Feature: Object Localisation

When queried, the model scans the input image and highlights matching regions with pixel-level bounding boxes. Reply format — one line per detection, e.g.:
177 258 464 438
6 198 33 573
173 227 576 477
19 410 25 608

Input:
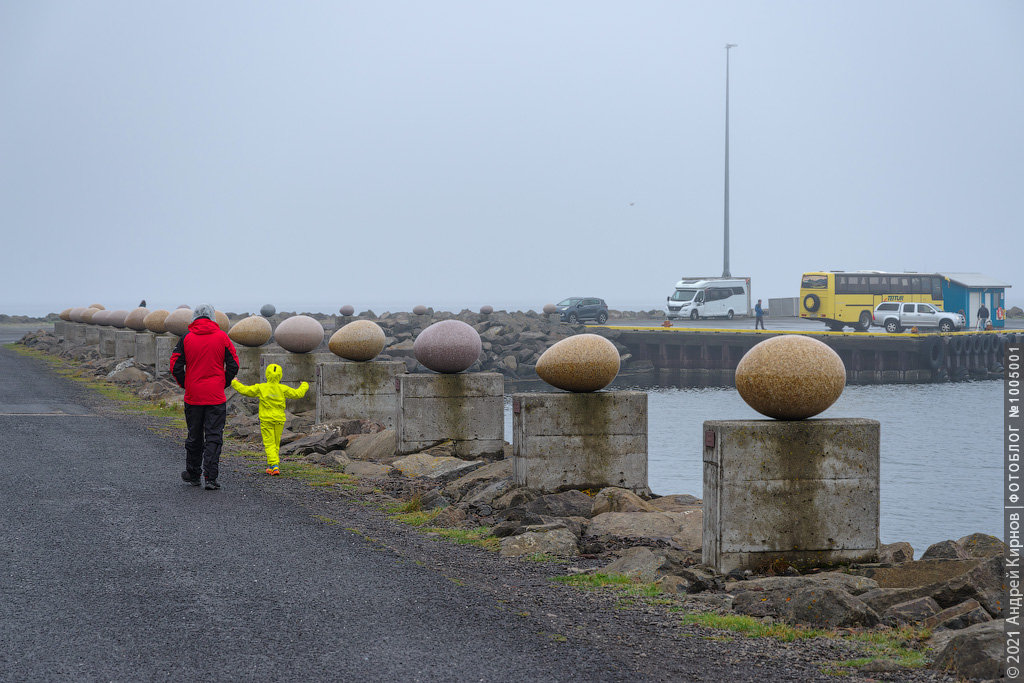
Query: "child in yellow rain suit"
231 364 308 475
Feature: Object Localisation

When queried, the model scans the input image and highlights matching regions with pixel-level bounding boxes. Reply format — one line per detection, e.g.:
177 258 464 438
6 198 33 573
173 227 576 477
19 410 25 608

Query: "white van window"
670 289 697 302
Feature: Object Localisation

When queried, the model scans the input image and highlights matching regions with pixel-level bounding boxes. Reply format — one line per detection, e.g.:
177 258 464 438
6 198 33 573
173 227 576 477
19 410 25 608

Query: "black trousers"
184 402 227 481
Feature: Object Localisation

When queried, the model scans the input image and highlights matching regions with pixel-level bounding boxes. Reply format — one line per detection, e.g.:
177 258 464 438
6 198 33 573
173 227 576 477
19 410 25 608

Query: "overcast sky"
2 1 1021 316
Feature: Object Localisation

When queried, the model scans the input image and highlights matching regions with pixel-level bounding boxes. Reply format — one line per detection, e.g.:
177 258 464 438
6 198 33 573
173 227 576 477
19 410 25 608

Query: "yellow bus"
799 271 948 331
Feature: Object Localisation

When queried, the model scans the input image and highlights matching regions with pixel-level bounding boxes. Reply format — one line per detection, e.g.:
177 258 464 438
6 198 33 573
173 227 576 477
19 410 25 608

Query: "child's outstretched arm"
281 381 309 399
231 378 261 397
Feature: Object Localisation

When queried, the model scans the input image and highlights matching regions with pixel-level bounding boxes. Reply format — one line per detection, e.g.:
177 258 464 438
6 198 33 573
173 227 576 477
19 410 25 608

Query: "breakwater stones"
735 335 845 419
229 315 273 347
413 320 482 373
273 314 325 354
328 320 386 362
535 334 620 392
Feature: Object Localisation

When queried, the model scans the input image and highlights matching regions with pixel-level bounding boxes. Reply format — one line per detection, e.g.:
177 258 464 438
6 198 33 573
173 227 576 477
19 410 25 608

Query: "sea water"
504 378 1004 558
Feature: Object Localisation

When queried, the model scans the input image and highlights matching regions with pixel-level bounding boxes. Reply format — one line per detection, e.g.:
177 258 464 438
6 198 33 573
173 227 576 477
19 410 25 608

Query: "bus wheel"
858 312 872 331
803 294 821 312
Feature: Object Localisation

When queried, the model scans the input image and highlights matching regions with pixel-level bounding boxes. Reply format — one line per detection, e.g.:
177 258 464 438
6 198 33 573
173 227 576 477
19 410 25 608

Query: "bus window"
869 276 885 294
850 276 869 294
802 275 827 289
931 278 943 300
910 276 923 293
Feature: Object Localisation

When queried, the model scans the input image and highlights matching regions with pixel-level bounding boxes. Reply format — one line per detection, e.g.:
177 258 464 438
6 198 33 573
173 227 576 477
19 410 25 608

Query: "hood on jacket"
187 317 222 335
193 303 216 320
265 363 282 383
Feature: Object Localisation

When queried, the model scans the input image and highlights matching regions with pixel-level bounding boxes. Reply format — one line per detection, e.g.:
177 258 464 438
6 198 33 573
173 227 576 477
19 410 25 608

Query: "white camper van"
665 277 751 320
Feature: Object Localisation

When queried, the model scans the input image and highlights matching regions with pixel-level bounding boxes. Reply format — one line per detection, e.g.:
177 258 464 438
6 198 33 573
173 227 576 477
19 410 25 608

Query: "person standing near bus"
754 299 766 330
976 301 990 331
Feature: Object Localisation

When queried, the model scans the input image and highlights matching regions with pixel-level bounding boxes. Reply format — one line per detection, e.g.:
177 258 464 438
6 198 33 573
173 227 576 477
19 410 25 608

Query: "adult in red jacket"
170 303 240 490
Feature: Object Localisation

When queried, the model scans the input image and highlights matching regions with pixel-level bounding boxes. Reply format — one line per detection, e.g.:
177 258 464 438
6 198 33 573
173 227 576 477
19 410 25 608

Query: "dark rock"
280 431 349 457
930 620 1005 680
956 532 1007 558
883 596 941 626
878 541 914 564
923 599 992 631
782 586 879 628
920 539 970 560
504 490 595 521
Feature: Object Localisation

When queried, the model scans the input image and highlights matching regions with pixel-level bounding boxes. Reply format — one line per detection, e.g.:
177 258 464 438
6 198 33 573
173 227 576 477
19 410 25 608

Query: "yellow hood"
265 363 282 383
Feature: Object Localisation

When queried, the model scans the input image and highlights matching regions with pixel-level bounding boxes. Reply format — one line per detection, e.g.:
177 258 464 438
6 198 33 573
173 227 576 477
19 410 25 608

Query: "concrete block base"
512 391 649 495
396 373 504 458
85 325 100 345
155 335 178 378
259 353 338 414
64 323 86 349
99 328 117 357
135 332 157 368
235 346 269 385
316 360 405 427
702 418 880 574
114 330 136 361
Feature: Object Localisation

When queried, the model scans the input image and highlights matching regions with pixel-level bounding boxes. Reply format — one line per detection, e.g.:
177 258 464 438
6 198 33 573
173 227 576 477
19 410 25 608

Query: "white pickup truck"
871 302 966 333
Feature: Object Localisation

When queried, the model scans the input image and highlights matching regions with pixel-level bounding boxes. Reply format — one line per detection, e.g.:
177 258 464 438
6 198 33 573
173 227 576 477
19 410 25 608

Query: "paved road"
602 316 1024 333
0 346 650 683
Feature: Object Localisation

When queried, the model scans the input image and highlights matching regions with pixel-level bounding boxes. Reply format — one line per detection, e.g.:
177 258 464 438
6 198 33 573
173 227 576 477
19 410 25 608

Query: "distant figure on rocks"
170 303 239 490
754 299 766 330
231 365 308 476
976 302 989 331
139 299 146 307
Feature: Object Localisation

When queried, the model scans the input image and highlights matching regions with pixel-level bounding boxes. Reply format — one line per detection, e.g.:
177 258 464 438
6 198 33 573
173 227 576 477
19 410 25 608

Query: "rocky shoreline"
14 322 1010 681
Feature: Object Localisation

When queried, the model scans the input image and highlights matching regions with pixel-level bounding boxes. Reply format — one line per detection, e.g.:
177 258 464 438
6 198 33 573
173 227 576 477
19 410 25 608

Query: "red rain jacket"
169 317 240 405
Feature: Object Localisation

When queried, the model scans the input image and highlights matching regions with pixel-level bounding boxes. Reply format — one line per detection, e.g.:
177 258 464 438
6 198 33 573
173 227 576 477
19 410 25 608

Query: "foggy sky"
2 1 1021 316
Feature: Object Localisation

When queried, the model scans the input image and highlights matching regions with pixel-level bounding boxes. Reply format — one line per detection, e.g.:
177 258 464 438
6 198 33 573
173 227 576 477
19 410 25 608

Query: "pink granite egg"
163 308 194 336
414 320 482 373
273 315 325 353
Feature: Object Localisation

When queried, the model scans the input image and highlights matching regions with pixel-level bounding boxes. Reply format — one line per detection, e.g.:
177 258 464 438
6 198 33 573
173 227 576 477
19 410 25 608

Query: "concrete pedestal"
65 323 86 349
135 333 157 368
396 373 504 458
512 391 649 494
53 321 66 341
702 418 880 573
155 335 178 378
99 328 117 357
260 353 337 414
85 325 100 345
235 346 269 385
316 360 405 427
114 330 136 361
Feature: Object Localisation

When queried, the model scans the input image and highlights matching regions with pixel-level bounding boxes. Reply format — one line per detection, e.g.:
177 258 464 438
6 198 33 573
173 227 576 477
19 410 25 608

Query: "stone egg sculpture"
229 315 273 347
89 309 110 325
59 308 73 322
412 305 428 316
68 307 88 323
107 310 130 328
89 304 106 310
163 308 194 336
339 305 354 317
536 334 620 392
80 307 101 324
273 315 325 353
480 305 494 315
543 303 557 314
260 304 276 317
214 310 230 332
413 320 481 373
176 304 190 309
124 307 150 331
328 320 386 361
735 335 846 420
143 309 171 334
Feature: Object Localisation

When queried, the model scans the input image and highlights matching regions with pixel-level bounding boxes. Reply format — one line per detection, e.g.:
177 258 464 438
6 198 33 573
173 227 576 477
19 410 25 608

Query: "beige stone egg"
274 315 325 353
91 310 113 326
163 308 194 336
229 315 273 347
143 309 171 333
68 307 88 323
536 334 620 392
80 307 102 324
214 310 230 332
123 307 150 331
735 335 846 420
329 320 386 361
59 308 73 321
107 310 130 328
89 304 106 310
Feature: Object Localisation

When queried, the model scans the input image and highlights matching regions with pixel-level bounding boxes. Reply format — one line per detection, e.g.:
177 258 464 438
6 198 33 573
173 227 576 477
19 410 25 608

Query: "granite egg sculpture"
163 308 194 336
338 305 354 317
413 305 428 316
89 304 106 310
80 307 101 324
329 320 386 361
260 304 276 317
59 308 73 322
124 307 150 331
143 309 170 333
214 310 230 332
535 334 620 392
228 315 273 347
480 305 493 315
735 335 846 420
91 310 113 326
107 310 130 328
543 303 557 314
68 307 88 323
273 315 325 354
176 304 190 309
413 320 481 373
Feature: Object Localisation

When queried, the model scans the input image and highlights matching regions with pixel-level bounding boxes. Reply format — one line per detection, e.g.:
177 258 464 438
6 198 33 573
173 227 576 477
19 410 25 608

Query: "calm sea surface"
504 377 1004 559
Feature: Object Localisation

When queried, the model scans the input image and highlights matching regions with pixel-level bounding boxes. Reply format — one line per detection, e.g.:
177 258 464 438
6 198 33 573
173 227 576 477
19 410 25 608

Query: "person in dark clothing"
754 299 766 330
977 302 990 331
170 303 239 490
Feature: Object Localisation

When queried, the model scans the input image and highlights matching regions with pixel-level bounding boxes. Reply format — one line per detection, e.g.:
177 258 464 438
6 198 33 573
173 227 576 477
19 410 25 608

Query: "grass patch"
678 612 832 641
421 526 500 552
389 508 443 526
312 515 340 525
552 573 664 597
277 461 356 488
520 552 562 563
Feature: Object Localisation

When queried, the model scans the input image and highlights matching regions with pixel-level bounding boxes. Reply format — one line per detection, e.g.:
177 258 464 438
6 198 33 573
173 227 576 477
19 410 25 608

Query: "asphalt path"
0 345 651 683
602 315 1024 333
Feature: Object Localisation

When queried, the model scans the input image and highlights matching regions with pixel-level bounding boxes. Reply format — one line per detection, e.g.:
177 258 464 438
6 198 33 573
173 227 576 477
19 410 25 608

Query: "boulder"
535 334 619 392
443 460 513 503
782 586 879 628
499 526 579 558
930 620 1005 680
920 539 970 560
328 320 386 361
344 430 396 461
648 494 701 512
734 335 846 420
591 487 657 515
878 541 914 564
601 546 665 582
956 532 1007 558
229 315 273 347
280 431 349 456
413 320 481 373
274 315 325 354
391 453 485 483
587 509 703 551
883 596 941 625
922 599 992 631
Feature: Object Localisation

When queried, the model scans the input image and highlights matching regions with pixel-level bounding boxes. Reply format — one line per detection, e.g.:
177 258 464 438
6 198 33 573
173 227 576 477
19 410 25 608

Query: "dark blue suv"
555 297 609 324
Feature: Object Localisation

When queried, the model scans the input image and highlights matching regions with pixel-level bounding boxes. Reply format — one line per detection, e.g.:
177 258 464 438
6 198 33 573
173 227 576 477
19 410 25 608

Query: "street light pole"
723 43 737 278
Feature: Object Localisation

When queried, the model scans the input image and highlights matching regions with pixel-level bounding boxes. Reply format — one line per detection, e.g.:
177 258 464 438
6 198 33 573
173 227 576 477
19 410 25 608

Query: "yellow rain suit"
231 364 308 469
